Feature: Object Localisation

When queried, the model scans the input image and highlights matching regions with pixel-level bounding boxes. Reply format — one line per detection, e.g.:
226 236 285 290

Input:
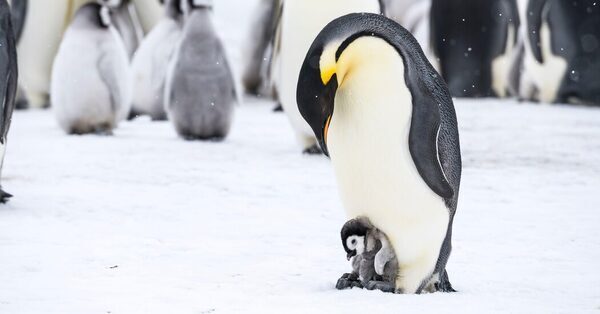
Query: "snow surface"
1 0 600 313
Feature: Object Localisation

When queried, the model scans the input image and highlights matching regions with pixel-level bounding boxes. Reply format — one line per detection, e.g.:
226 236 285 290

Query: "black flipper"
9 0 27 43
0 2 18 143
408 80 454 199
527 0 547 63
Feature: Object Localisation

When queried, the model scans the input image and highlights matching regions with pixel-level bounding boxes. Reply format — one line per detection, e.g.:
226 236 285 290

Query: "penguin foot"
272 103 283 112
365 281 396 293
435 271 457 293
15 98 29 110
0 188 13 204
336 273 363 290
302 144 322 155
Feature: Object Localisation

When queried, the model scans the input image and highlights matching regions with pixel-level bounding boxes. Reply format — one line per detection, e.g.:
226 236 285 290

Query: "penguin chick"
164 0 236 140
338 217 399 293
130 0 183 121
51 3 132 135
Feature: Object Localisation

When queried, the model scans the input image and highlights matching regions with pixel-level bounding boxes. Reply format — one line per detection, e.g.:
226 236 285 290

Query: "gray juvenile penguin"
51 3 132 135
164 0 235 141
338 217 399 293
0 0 18 202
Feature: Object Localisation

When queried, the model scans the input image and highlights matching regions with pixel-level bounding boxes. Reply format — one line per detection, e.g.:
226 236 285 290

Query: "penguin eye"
351 239 357 245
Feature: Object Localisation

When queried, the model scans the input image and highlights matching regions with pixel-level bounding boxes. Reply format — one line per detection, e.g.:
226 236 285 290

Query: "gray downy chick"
164 0 236 141
337 217 399 293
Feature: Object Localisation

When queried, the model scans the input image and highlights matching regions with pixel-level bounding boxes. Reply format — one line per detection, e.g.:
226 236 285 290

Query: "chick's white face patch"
100 6 112 27
346 235 365 255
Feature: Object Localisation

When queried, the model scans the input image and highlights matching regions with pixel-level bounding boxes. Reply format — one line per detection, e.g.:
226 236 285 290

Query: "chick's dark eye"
351 239 357 245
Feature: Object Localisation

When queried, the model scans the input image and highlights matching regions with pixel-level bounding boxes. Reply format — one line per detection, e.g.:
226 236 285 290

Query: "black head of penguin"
72 3 112 29
430 0 520 98
158 0 185 19
528 0 600 105
297 13 455 199
341 218 370 260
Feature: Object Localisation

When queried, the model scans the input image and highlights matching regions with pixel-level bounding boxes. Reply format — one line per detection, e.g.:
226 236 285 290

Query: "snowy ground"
1 99 599 314
2 0 600 313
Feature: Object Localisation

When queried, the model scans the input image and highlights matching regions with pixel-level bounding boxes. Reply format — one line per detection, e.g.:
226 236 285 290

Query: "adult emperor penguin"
521 0 600 105
277 0 383 154
430 0 520 98
164 0 236 140
0 0 18 202
51 3 132 134
130 0 183 121
297 13 462 293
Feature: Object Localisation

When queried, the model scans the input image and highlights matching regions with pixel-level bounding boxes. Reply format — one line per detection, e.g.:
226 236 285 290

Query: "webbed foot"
336 273 363 290
365 281 396 293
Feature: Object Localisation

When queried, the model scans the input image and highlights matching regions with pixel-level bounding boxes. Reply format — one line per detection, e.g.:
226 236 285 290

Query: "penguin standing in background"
104 0 144 59
430 0 520 98
242 0 280 97
0 0 18 202
51 3 132 135
130 0 183 121
297 13 462 293
521 0 600 105
276 0 383 154
164 0 236 140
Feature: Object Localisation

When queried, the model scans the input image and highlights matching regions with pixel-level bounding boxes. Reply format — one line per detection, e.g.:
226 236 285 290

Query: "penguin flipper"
408 82 454 199
0 10 18 142
9 0 27 43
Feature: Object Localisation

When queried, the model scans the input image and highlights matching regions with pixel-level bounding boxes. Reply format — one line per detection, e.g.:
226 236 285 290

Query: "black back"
528 0 600 105
0 0 17 143
430 0 519 98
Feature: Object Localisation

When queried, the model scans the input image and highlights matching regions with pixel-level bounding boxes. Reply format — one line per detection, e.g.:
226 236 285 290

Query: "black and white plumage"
430 0 520 98
51 3 131 135
0 0 18 202
520 0 600 105
164 0 236 140
242 0 281 97
297 13 462 293
130 0 183 121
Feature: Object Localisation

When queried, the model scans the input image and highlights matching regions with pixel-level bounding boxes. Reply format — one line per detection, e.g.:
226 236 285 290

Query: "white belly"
522 22 567 103
51 28 131 132
278 0 380 148
131 19 182 117
327 37 449 293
